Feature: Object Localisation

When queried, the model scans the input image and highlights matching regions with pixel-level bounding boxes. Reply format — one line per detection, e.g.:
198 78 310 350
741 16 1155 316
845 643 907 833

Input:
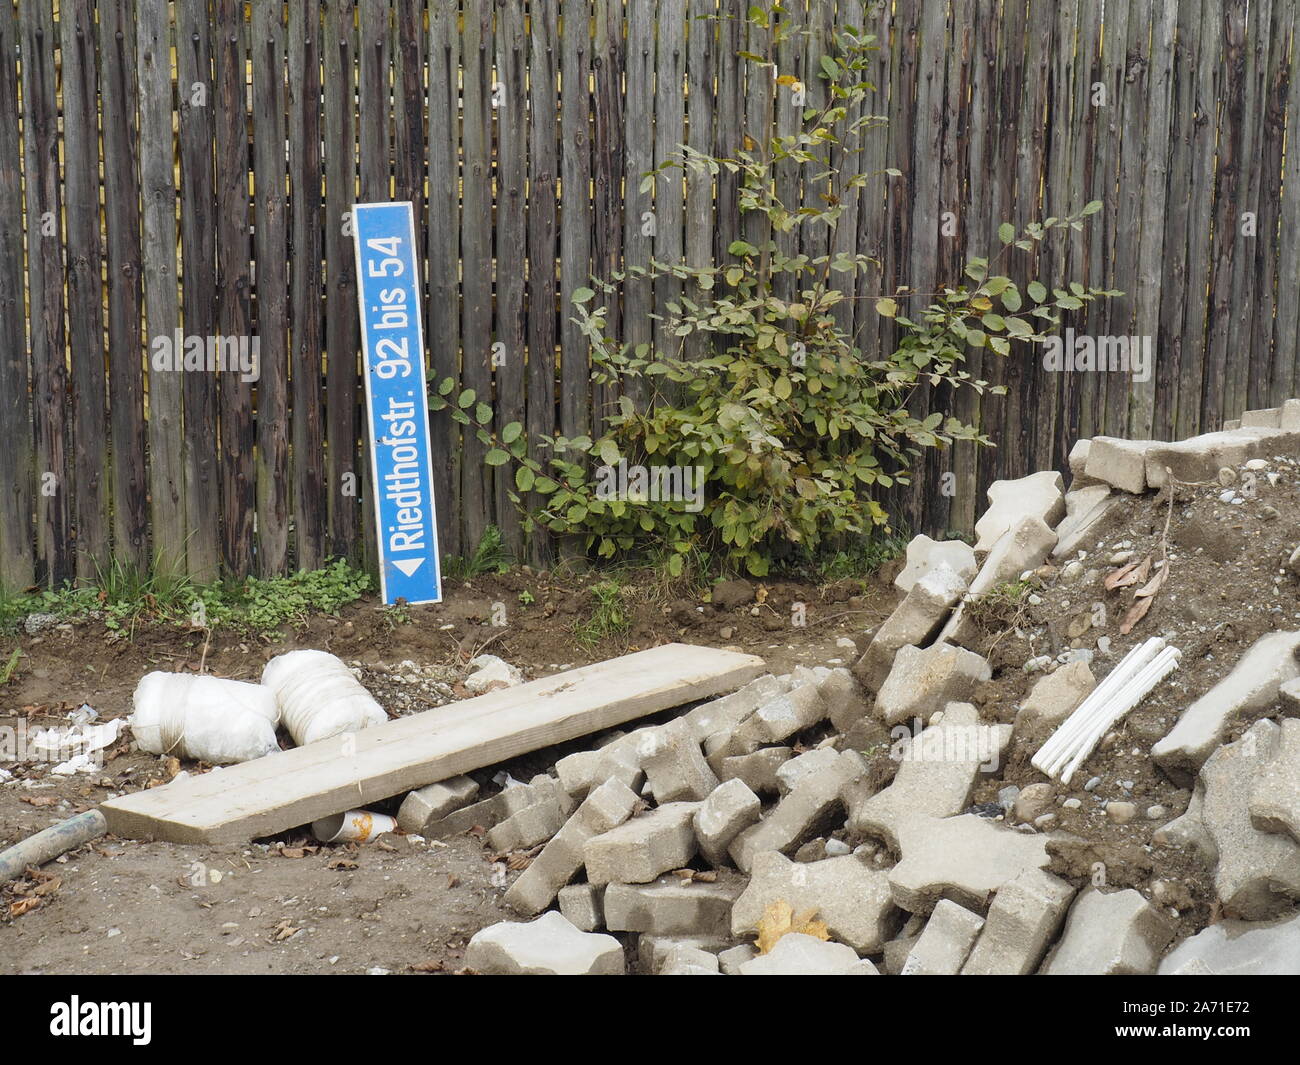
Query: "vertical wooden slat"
461 0 494 552
177 0 221 582
1153 0 1201 440
526 0 558 562
0 0 33 590
99 0 149 574
800 0 833 273
20 0 68 585
427 0 461 557
623 0 655 411
323 0 359 562
560 0 593 435
591 0 625 434
393 0 424 211
1258 0 1292 405
495 0 527 557
60 0 108 582
288 0 326 571
1275 0 1300 402
1176 0 1220 439
252 0 290 575
771 0 804 305
1203 0 1248 429
1130 0 1175 441
653 0 687 375
138 0 185 578
829 1 865 341
712 0 742 271
684 0 715 361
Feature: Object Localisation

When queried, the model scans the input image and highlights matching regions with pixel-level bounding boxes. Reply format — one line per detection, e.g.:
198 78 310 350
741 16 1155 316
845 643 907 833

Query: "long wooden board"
101 644 765 844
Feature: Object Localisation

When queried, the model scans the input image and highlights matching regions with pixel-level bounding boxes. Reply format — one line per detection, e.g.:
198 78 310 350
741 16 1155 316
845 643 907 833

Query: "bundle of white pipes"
1032 636 1182 785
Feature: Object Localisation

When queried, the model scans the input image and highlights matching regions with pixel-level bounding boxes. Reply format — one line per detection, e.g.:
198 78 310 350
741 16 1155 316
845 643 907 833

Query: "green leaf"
998 222 1016 244
597 439 620 466
515 466 535 492
1082 199 1103 215
501 421 523 444
572 286 596 304
728 240 759 257
875 297 897 318
1027 280 1047 303
485 448 509 466
457 388 476 408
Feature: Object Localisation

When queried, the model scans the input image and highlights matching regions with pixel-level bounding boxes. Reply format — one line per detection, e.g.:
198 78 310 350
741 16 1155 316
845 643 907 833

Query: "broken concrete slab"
1191 720 1300 920
466 911 625 975
717 942 758 975
1013 660 1096 749
642 718 720 803
1051 485 1120 559
658 943 722 975
874 643 992 727
1249 718 1300 844
847 702 1010 849
396 775 480 833
889 814 1053 915
681 674 790 748
1084 436 1157 494
899 899 984 975
638 934 730 973
731 850 901 954
775 748 842 795
961 868 1076 975
556 883 604 932
894 535 978 595
584 802 701 886
1152 629 1300 778
712 683 828 758
1067 438 1101 487
1158 910 1300 975
973 471 1066 554
739 933 873 975
603 875 743 936
1042 887 1175 975
1240 406 1282 428
1145 427 1300 489
712 746 792 795
854 565 968 692
817 667 872 732
729 750 866 872
694 778 761 866
502 778 641 915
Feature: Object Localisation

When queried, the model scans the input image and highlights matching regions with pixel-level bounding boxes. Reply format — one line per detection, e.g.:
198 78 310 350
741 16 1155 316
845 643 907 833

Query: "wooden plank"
1275 0 1300 402
828 0 865 341
426 0 462 558
526 0 558 563
1257 0 1291 405
495 0 527 559
560 0 593 435
138 0 186 578
252 0 290 575
623 0 655 410
590 0 625 433
323 0 360 561
1071 0 1102 440
1175 0 1220 439
215 0 254 576
684 0 715 361
1203 0 1247 429
1153 0 1201 439
99 0 149 575
461 0 493 554
654 0 687 389
712 0 743 270
0 0 32 590
771 0 804 305
740 7 773 276
19 0 69 585
393 0 425 212
177 0 221 582
100 644 767 844
1130 0 1176 441
287 0 326 571
60 0 108 582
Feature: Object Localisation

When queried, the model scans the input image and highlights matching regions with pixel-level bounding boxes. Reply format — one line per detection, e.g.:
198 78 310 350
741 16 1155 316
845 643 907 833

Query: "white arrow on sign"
392 558 425 577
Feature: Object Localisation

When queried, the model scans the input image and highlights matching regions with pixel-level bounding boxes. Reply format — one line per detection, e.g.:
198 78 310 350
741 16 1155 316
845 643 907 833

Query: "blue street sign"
352 202 443 605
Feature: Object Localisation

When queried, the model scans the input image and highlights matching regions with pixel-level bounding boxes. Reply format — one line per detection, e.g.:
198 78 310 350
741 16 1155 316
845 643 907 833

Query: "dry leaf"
1120 594 1154 635
19 796 59 807
1134 567 1167 598
326 857 358 871
409 960 445 973
755 899 831 955
8 897 40 918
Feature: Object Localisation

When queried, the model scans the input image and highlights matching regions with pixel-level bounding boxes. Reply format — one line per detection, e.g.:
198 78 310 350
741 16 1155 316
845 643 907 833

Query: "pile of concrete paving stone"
397 404 1300 975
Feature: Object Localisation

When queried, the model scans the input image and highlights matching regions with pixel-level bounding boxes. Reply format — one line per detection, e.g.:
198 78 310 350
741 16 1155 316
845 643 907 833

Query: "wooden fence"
2 0 1300 590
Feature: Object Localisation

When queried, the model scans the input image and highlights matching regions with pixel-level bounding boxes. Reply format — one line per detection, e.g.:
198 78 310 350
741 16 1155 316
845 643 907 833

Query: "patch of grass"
574 578 631 649
0 647 19 686
812 529 912 584
0 559 372 639
964 578 1036 639
442 525 512 580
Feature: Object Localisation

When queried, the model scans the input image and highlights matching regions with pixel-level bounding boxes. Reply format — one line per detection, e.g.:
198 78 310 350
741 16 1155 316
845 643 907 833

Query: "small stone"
466 912 625 975
1106 801 1137 824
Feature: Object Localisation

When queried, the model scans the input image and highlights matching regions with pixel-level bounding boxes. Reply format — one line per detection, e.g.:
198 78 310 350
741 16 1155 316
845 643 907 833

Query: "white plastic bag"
261 650 388 746
130 672 280 764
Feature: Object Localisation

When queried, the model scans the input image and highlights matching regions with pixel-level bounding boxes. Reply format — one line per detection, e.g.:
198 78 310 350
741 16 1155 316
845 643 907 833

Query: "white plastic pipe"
1057 647 1180 784
261 650 388 746
131 672 280 764
1033 638 1165 771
